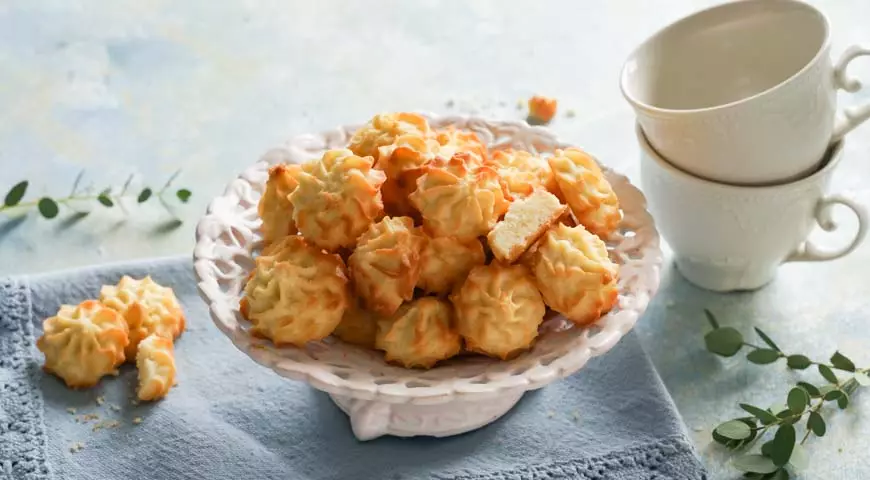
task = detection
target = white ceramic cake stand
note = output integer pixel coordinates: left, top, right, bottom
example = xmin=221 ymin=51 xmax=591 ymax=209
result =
xmin=193 ymin=114 xmax=662 ymax=441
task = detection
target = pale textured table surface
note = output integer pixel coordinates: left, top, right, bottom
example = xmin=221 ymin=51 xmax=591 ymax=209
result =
xmin=1 ymin=1 xmax=869 ymax=478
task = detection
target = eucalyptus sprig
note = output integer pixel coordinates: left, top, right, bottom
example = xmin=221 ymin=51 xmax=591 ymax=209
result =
xmin=1 ymin=171 xmax=191 ymax=220
xmin=704 ymin=309 xmax=868 ymax=479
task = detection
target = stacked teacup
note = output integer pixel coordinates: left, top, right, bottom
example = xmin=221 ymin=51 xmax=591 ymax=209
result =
xmin=621 ymin=0 xmax=870 ymax=292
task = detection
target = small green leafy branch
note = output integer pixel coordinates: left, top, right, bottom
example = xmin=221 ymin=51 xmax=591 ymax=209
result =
xmin=1 ymin=171 xmax=191 ymax=220
xmin=704 ymin=310 xmax=868 ymax=479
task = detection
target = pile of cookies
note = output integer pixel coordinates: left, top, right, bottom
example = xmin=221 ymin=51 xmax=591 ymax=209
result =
xmin=241 ymin=112 xmax=621 ymax=369
xmin=36 ymin=276 xmax=184 ymax=401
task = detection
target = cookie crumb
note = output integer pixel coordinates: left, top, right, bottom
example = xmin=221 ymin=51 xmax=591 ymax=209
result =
xmin=92 ymin=420 xmax=121 ymax=432
xmin=546 ymin=411 xmax=555 ymax=418
xmin=571 ymin=410 xmax=580 ymax=421
xmin=133 ymin=417 xmax=143 ymax=425
xmin=96 ymin=396 xmax=105 ymax=406
xmin=66 ymin=407 xmax=77 ymax=415
xmin=69 ymin=442 xmax=85 ymax=453
xmin=109 ymin=404 xmax=121 ymax=412
xmin=76 ymin=413 xmax=100 ymax=423
xmin=516 ymin=100 xmax=524 ymax=110
xmin=527 ymin=95 xmax=558 ymax=125
xmin=565 ymin=109 xmax=576 ymax=118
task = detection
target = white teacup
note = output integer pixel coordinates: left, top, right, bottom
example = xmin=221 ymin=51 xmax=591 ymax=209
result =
xmin=621 ymin=0 xmax=870 ymax=186
xmin=637 ymin=124 xmax=867 ymax=292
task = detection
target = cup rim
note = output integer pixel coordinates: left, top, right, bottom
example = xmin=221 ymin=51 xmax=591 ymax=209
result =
xmin=620 ymin=0 xmax=831 ymax=116
xmin=636 ymin=123 xmax=844 ymax=190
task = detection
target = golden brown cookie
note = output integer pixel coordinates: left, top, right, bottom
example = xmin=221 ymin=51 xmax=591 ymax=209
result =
xmin=487 ymin=149 xmax=558 ymax=198
xmin=348 ymin=112 xmax=431 ymax=161
xmin=242 ymin=235 xmax=350 ymax=346
xmin=136 ymin=334 xmax=176 ymax=401
xmin=450 ymin=263 xmax=545 ymax=359
xmin=100 ymin=276 xmax=185 ymax=361
xmin=376 ymin=134 xmax=442 ymax=219
xmin=376 ymin=134 xmax=442 ymax=178
xmin=289 ymin=149 xmax=387 ymax=251
xmin=417 ymin=233 xmax=486 ymax=295
xmin=548 ymin=148 xmax=621 ymax=238
xmin=349 ymin=216 xmax=425 ymax=316
xmin=409 ymin=155 xmax=510 ymax=241
xmin=376 ymin=297 xmax=461 ymax=369
xmin=258 ymin=163 xmax=302 ymax=246
xmin=332 ymin=299 xmax=381 ymax=349
xmin=37 ymin=300 xmax=129 ymax=388
xmin=434 ymin=126 xmax=489 ymax=162
xmin=487 ymin=189 xmax=567 ymax=263
xmin=525 ymin=223 xmax=619 ymax=325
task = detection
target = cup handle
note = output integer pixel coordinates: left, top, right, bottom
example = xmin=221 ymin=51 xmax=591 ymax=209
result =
xmin=832 ymin=45 xmax=870 ymax=139
xmin=786 ymin=195 xmax=868 ymax=262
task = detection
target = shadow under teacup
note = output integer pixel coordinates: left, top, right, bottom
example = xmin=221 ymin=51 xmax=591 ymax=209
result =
xmin=621 ymin=0 xmax=870 ymax=186
xmin=637 ymin=123 xmax=867 ymax=292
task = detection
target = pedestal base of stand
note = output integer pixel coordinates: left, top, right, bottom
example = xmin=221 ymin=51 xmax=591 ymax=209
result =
xmin=330 ymin=390 xmax=525 ymax=441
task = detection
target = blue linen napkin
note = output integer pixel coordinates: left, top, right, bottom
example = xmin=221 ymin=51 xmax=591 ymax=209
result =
xmin=1 ymin=255 xmax=707 ymax=480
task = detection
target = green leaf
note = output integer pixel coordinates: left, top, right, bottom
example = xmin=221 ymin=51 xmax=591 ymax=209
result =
xmin=715 ymin=420 xmax=752 ymax=440
xmin=4 ymin=180 xmax=28 ymax=207
xmin=176 ymin=188 xmax=192 ymax=203
xmin=787 ymin=387 xmax=809 ymax=413
xmin=786 ymin=355 xmax=811 ymax=370
xmin=797 ymin=382 xmax=821 ymax=397
xmin=769 ymin=403 xmax=789 ymax=416
xmin=713 ymin=418 xmax=756 ymax=448
xmin=824 ymin=389 xmax=844 ymax=401
xmin=97 ymin=194 xmax=114 ymax=207
xmin=704 ymin=309 xmax=719 ymax=329
xmin=818 ymin=364 xmax=838 ymax=384
xmin=747 ymin=349 xmax=781 ymax=365
xmin=773 ymin=469 xmax=791 ymax=480
xmin=37 ymin=197 xmax=58 ymax=219
xmin=137 ymin=188 xmax=152 ymax=203
xmin=788 ymin=444 xmax=809 ymax=472
xmin=711 ymin=429 xmax=731 ymax=446
xmin=837 ymin=394 xmax=849 ymax=409
xmin=740 ymin=404 xmax=779 ymax=425
xmin=818 ymin=385 xmax=836 ymax=397
xmin=830 ymin=351 xmax=856 ymax=372
xmin=779 ymin=415 xmax=799 ymax=426
xmin=745 ymin=473 xmax=783 ymax=480
xmin=775 ymin=408 xmax=792 ymax=419
xmin=754 ymin=327 xmax=780 ymax=351
xmin=733 ymin=454 xmax=779 ymax=474
xmin=808 ymin=411 xmax=826 ymax=437
xmin=761 ymin=440 xmax=775 ymax=457
xmin=855 ymin=372 xmax=870 ymax=386
xmin=769 ymin=424 xmax=796 ymax=467
xmin=705 ymin=327 xmax=744 ymax=357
